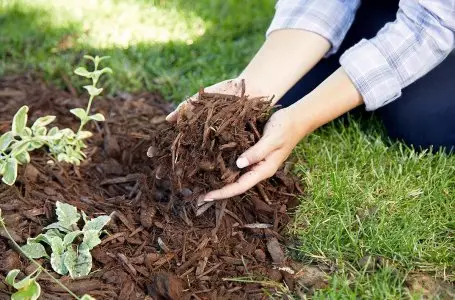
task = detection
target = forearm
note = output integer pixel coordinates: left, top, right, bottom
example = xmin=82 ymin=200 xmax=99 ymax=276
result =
xmin=239 ymin=29 xmax=330 ymax=104
xmin=288 ymin=67 xmax=363 ymax=136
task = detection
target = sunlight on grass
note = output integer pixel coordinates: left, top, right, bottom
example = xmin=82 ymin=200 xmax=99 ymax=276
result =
xmin=2 ymin=0 xmax=207 ymax=48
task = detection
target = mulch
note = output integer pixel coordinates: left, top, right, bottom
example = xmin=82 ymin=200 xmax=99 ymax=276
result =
xmin=0 ymin=75 xmax=328 ymax=300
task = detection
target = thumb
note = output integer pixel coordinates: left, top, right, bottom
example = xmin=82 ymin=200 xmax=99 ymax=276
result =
xmin=236 ymin=135 xmax=277 ymax=169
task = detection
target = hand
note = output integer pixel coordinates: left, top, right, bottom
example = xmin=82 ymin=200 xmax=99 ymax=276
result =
xmin=203 ymin=107 xmax=307 ymax=201
xmin=165 ymin=78 xmax=266 ymax=122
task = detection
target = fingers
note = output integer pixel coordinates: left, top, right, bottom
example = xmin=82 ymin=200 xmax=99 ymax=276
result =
xmin=204 ymin=164 xmax=269 ymax=201
xmin=236 ymin=134 xmax=279 ymax=169
xmin=165 ymin=95 xmax=196 ymax=122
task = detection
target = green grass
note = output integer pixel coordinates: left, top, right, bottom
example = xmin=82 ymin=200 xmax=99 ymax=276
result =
xmin=1 ymin=0 xmax=454 ymax=298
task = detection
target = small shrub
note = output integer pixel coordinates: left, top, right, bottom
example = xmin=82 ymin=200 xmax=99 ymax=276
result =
xmin=0 ymin=55 xmax=112 ymax=185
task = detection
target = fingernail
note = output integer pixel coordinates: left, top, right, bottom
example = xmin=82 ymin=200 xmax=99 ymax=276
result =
xmin=236 ymin=157 xmax=249 ymax=168
xmin=204 ymin=198 xmax=214 ymax=202
xmin=165 ymin=112 xmax=175 ymax=121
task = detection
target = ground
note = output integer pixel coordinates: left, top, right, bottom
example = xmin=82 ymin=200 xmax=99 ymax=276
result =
xmin=0 ymin=0 xmax=454 ymax=299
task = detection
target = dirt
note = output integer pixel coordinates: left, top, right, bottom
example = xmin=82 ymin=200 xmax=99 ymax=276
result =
xmin=0 ymin=75 xmax=320 ymax=299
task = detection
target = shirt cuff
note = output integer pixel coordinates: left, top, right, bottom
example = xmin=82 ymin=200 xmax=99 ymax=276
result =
xmin=266 ymin=1 xmax=357 ymax=55
xmin=340 ymin=39 xmax=402 ymax=111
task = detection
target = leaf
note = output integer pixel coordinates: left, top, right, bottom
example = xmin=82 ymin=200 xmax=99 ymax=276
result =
xmin=11 ymin=140 xmax=30 ymax=157
xmin=23 ymin=127 xmax=32 ymax=137
xmin=29 ymin=141 xmax=44 ymax=150
xmin=0 ymin=160 xmax=5 ymax=175
xmin=5 ymin=269 xmax=22 ymax=287
xmin=70 ymin=108 xmax=87 ymax=121
xmin=83 ymin=85 xmax=103 ymax=97
xmin=21 ymin=242 xmax=48 ymax=259
xmin=77 ymin=131 xmax=93 ymax=140
xmin=43 ymin=222 xmax=71 ymax=233
xmin=55 ymin=201 xmax=81 ymax=228
xmin=11 ymin=280 xmax=41 ymax=300
xmin=82 ymin=230 xmax=102 ymax=250
xmin=80 ymin=295 xmax=96 ymax=300
xmin=51 ymin=252 xmax=68 ymax=275
xmin=64 ymin=244 xmax=92 ymax=278
xmin=49 ymin=236 xmax=64 ymax=255
xmin=74 ymin=67 xmax=92 ymax=78
xmin=34 ymin=126 xmax=47 ymax=136
xmin=27 ymin=231 xmax=59 ymax=245
xmin=95 ymin=55 xmax=110 ymax=64
xmin=0 ymin=132 xmax=13 ymax=151
xmin=2 ymin=158 xmax=18 ymax=185
xmin=31 ymin=116 xmax=56 ymax=130
xmin=15 ymin=151 xmax=30 ymax=164
xmin=63 ymin=230 xmax=83 ymax=247
xmin=83 ymin=55 xmax=95 ymax=62
xmin=88 ymin=113 xmax=105 ymax=122
xmin=47 ymin=127 xmax=59 ymax=136
xmin=83 ymin=215 xmax=111 ymax=232
xmin=12 ymin=106 xmax=28 ymax=136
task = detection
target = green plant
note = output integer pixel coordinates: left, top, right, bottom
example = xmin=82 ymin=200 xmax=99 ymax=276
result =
xmin=5 ymin=269 xmax=41 ymax=300
xmin=0 ymin=55 xmax=111 ymax=186
xmin=20 ymin=201 xmax=111 ymax=279
xmin=0 ymin=209 xmax=96 ymax=300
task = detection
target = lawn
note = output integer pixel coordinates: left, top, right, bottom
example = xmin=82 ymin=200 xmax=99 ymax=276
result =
xmin=1 ymin=0 xmax=454 ymax=298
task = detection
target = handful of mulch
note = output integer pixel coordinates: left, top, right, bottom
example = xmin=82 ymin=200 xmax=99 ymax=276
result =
xmin=149 ymin=82 xmax=302 ymax=219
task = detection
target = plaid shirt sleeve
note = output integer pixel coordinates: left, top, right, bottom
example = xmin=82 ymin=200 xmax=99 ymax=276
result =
xmin=340 ymin=0 xmax=455 ymax=110
xmin=266 ymin=0 xmax=361 ymax=55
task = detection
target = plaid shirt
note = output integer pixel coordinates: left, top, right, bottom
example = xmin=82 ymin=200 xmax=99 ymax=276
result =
xmin=267 ymin=0 xmax=455 ymax=110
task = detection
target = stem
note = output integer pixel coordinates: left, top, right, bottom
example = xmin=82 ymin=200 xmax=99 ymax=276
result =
xmin=77 ymin=59 xmax=99 ymax=135
xmin=0 ymin=218 xmax=82 ymax=300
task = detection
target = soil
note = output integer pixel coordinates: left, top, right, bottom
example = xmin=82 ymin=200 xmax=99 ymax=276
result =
xmin=0 ymin=75 xmax=320 ymax=299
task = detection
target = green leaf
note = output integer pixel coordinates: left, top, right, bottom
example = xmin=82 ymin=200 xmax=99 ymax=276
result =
xmin=29 ymin=141 xmax=44 ymax=150
xmin=64 ymin=244 xmax=92 ymax=278
xmin=77 ymin=131 xmax=93 ymax=140
xmin=63 ymin=230 xmax=83 ymax=247
xmin=83 ymin=55 xmax=95 ymax=62
xmin=51 ymin=252 xmax=68 ymax=275
xmin=27 ymin=231 xmax=59 ymax=245
xmin=5 ymin=269 xmax=22 ymax=287
xmin=82 ymin=230 xmax=102 ymax=250
xmin=11 ymin=280 xmax=41 ymax=300
xmin=83 ymin=215 xmax=111 ymax=232
xmin=34 ymin=127 xmax=47 ymax=136
xmin=31 ymin=116 xmax=56 ymax=130
xmin=11 ymin=140 xmax=31 ymax=157
xmin=70 ymin=108 xmax=87 ymax=121
xmin=2 ymin=158 xmax=18 ymax=185
xmin=49 ymin=236 xmax=64 ymax=255
xmin=23 ymin=127 xmax=32 ymax=137
xmin=21 ymin=242 xmax=48 ymax=259
xmin=55 ymin=201 xmax=81 ymax=228
xmin=0 ymin=160 xmax=5 ymax=175
xmin=0 ymin=132 xmax=13 ymax=151
xmin=88 ymin=113 xmax=105 ymax=122
xmin=12 ymin=106 xmax=28 ymax=136
xmin=43 ymin=222 xmax=71 ymax=233
xmin=15 ymin=151 xmax=30 ymax=164
xmin=95 ymin=55 xmax=110 ymax=64
xmin=47 ymin=127 xmax=59 ymax=136
xmin=83 ymin=85 xmax=103 ymax=97
xmin=57 ymin=153 xmax=69 ymax=162
xmin=80 ymin=295 xmax=96 ymax=300
xmin=74 ymin=67 xmax=92 ymax=78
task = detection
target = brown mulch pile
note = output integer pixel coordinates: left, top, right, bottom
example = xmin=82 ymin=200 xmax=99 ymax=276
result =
xmin=0 ymin=75 xmax=327 ymax=300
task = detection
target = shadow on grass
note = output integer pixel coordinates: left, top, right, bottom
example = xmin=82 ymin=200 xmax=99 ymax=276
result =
xmin=0 ymin=0 xmax=274 ymax=101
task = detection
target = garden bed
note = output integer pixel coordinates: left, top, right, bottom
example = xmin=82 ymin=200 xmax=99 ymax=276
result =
xmin=0 ymin=75 xmax=327 ymax=299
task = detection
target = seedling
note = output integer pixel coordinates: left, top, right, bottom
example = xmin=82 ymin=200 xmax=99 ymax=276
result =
xmin=5 ymin=269 xmax=41 ymax=300
xmin=0 ymin=55 xmax=112 ymax=186
xmin=21 ymin=201 xmax=111 ymax=279
xmin=0 ymin=209 xmax=95 ymax=299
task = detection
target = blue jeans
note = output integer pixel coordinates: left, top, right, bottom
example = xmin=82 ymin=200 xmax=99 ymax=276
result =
xmin=277 ymin=0 xmax=455 ymax=152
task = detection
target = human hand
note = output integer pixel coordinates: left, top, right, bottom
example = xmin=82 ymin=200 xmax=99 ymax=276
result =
xmin=203 ymin=107 xmax=307 ymax=201
xmin=165 ymin=78 xmax=266 ymax=122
